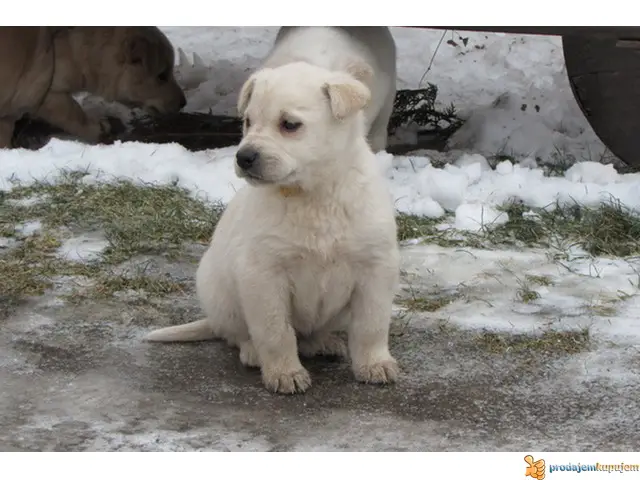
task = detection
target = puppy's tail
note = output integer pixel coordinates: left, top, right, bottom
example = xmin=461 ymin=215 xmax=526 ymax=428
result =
xmin=145 ymin=319 xmax=215 ymax=343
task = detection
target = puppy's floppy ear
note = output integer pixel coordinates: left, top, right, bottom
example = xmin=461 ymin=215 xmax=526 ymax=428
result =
xmin=238 ymin=68 xmax=275 ymax=116
xmin=322 ymin=73 xmax=371 ymax=120
xmin=237 ymin=74 xmax=257 ymax=116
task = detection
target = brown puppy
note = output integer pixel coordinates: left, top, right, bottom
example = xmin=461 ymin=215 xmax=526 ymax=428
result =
xmin=0 ymin=26 xmax=186 ymax=148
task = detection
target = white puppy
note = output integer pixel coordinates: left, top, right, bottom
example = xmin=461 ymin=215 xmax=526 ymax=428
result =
xmin=146 ymin=61 xmax=400 ymax=395
xmin=260 ymin=26 xmax=397 ymax=153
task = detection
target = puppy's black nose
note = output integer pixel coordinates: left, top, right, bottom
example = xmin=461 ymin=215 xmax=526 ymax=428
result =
xmin=236 ymin=147 xmax=259 ymax=170
xmin=179 ymin=94 xmax=187 ymax=109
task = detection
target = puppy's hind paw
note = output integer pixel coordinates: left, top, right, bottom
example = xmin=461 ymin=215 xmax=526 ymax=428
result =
xmin=353 ymin=358 xmax=399 ymax=385
xmin=262 ymin=367 xmax=312 ymax=394
xmin=239 ymin=341 xmax=260 ymax=368
xmin=298 ymin=333 xmax=347 ymax=359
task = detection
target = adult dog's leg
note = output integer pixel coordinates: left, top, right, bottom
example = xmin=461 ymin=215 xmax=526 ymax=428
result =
xmin=0 ymin=118 xmax=15 ymax=148
xmin=348 ymin=262 xmax=399 ymax=384
xmin=239 ymin=263 xmax=311 ymax=394
xmin=35 ymin=92 xmax=123 ymax=144
xmin=367 ymin=92 xmax=395 ymax=153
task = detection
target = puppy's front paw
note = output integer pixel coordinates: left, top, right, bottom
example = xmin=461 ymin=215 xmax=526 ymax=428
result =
xmin=262 ymin=366 xmax=311 ymax=394
xmin=353 ymin=357 xmax=399 ymax=385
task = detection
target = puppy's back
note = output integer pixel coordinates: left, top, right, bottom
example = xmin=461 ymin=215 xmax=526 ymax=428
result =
xmin=270 ymin=27 xmax=394 ymax=71
xmin=265 ymin=27 xmax=396 ymax=129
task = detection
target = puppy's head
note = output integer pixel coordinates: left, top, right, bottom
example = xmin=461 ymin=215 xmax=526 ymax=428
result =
xmin=234 ymin=62 xmax=371 ymax=188
xmin=92 ymin=27 xmax=186 ymax=114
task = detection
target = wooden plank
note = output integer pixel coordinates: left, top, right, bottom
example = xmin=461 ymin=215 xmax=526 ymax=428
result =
xmin=404 ymin=26 xmax=640 ymax=39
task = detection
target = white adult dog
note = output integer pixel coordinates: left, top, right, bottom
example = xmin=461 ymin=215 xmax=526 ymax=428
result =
xmin=260 ymin=26 xmax=397 ymax=153
xmin=146 ymin=61 xmax=400 ymax=395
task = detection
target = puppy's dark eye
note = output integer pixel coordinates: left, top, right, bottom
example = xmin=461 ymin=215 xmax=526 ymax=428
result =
xmin=280 ymin=119 xmax=302 ymax=133
xmin=157 ymin=69 xmax=171 ymax=82
xmin=244 ymin=117 xmax=251 ymax=129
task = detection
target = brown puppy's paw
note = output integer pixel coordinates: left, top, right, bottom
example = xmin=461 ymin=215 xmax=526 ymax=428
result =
xmin=98 ymin=116 xmax=126 ymax=144
xmin=13 ymin=135 xmax=52 ymax=151
xmin=262 ymin=366 xmax=311 ymax=394
xmin=298 ymin=333 xmax=347 ymax=359
xmin=353 ymin=358 xmax=399 ymax=385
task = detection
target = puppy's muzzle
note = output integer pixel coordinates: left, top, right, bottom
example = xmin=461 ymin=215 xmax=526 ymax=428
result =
xmin=140 ymin=91 xmax=187 ymax=115
xmin=236 ymin=146 xmax=260 ymax=172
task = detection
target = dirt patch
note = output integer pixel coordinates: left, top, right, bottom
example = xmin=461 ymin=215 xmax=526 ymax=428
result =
xmin=10 ymin=87 xmax=464 ymax=154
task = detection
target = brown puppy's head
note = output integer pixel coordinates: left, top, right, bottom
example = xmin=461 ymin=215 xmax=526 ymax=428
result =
xmin=89 ymin=27 xmax=187 ymax=114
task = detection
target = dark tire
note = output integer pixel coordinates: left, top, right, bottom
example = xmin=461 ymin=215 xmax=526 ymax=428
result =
xmin=563 ymin=33 xmax=640 ymax=168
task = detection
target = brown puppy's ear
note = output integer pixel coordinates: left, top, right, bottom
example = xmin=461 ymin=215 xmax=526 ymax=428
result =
xmin=125 ymin=36 xmax=154 ymax=66
xmin=237 ymin=74 xmax=257 ymax=116
xmin=322 ymin=73 xmax=371 ymax=120
xmin=50 ymin=27 xmax=74 ymax=36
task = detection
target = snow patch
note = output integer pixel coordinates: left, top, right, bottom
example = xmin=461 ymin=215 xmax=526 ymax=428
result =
xmin=454 ymin=203 xmax=509 ymax=232
xmin=57 ymin=234 xmax=110 ymax=263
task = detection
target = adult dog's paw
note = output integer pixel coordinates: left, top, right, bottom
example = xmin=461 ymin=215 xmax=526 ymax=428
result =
xmin=262 ymin=366 xmax=312 ymax=394
xmin=353 ymin=358 xmax=399 ymax=385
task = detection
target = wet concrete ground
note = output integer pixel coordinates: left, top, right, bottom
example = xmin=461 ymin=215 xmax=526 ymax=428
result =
xmin=1 ymin=251 xmax=639 ymax=451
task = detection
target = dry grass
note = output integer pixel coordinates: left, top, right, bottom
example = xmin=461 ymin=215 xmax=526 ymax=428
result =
xmin=1 ymin=170 xmax=221 ymax=312
xmin=475 ymin=328 xmax=591 ymax=355
xmin=396 ymin=197 xmax=640 ymax=259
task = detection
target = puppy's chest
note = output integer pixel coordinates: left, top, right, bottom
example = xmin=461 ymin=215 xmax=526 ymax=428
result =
xmin=280 ymin=202 xmax=357 ymax=255
xmin=270 ymin=200 xmax=370 ymax=327
xmin=287 ymin=252 xmax=356 ymax=331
